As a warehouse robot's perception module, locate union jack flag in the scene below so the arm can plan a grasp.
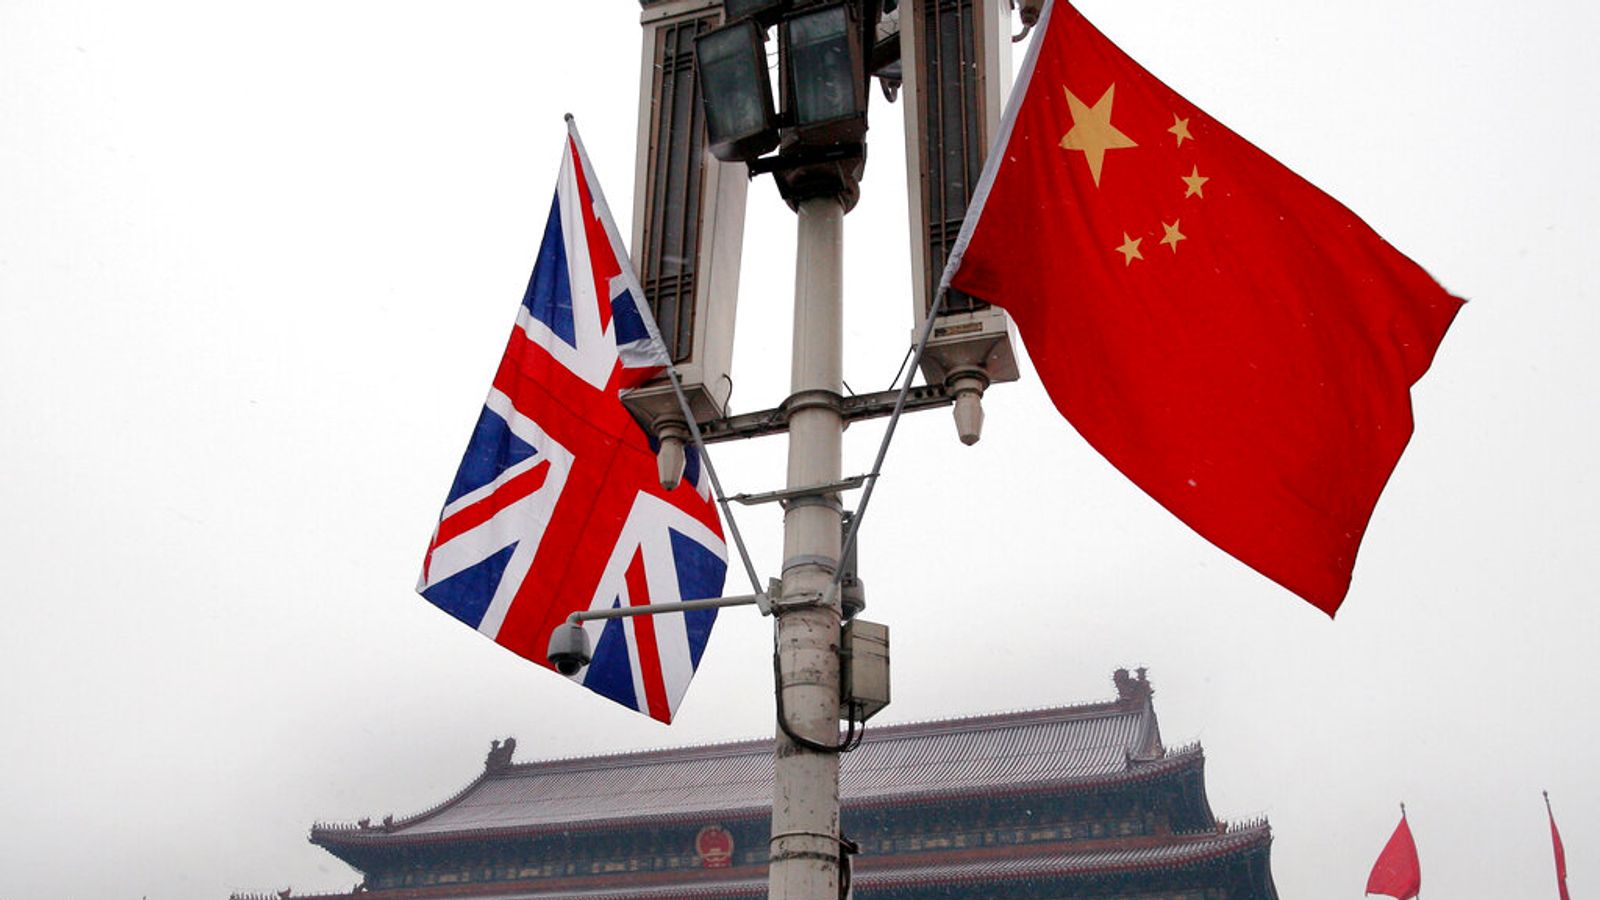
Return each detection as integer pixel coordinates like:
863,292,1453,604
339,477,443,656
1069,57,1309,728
417,121,727,723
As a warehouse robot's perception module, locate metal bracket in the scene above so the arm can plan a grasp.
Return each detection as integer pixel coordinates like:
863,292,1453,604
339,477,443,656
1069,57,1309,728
564,591,772,625
697,384,956,444
747,143,864,177
730,475,868,507
770,590,826,614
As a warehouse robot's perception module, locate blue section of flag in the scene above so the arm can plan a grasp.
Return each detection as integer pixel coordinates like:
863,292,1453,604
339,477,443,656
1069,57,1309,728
421,543,517,629
446,407,539,505
522,197,576,347
682,446,703,496
610,287,651,347
670,529,725,669
585,610,639,710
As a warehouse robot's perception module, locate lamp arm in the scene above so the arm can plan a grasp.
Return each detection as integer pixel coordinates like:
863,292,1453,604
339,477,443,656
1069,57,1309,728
563,592,769,626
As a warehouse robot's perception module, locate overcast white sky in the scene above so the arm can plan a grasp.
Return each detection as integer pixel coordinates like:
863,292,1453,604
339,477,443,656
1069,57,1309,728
1,2,1595,898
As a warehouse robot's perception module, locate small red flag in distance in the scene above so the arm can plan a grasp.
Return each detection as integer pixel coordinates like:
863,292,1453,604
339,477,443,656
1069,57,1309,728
946,0,1463,614
1365,812,1422,900
1548,792,1572,900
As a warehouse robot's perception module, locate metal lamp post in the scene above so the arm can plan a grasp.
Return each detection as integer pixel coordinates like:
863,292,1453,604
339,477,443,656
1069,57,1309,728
608,2,1017,897
694,4,874,896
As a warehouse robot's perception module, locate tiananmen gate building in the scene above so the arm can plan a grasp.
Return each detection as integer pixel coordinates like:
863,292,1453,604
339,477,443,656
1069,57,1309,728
237,669,1277,899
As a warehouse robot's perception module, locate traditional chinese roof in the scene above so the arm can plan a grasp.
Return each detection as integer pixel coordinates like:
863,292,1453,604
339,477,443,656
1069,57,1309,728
313,670,1189,848
265,822,1271,900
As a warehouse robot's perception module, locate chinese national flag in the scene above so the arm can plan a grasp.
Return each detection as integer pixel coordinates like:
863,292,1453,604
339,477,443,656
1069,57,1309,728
1365,814,1422,900
1549,797,1572,900
945,0,1463,614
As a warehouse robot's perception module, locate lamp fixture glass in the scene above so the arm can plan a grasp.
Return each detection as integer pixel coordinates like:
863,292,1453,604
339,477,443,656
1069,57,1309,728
784,4,857,126
782,2,866,130
694,19,780,162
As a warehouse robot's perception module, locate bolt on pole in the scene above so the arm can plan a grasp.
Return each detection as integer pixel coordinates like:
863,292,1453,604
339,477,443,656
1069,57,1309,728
769,195,848,900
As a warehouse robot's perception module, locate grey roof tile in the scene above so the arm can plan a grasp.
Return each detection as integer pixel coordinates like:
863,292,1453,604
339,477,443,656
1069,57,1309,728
316,697,1177,842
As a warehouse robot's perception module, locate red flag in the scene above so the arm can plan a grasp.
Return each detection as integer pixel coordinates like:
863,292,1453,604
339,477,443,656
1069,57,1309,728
1548,793,1572,900
945,0,1462,614
1366,813,1422,899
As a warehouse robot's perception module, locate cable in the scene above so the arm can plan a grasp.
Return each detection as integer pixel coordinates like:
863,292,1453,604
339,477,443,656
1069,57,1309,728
766,291,955,755
771,631,866,754
838,834,860,900
885,342,914,392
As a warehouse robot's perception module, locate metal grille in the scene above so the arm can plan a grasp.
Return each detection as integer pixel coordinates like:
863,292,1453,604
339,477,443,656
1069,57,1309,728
917,0,988,314
641,15,714,364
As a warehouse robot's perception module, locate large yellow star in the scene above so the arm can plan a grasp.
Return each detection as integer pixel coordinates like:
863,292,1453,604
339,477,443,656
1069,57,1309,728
1060,84,1138,187
1115,232,1144,266
1182,165,1209,199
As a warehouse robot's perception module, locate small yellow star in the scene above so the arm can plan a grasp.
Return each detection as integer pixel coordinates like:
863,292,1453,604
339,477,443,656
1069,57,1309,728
1168,115,1193,147
1182,165,1209,199
1160,220,1186,253
1115,232,1144,266
1060,84,1138,187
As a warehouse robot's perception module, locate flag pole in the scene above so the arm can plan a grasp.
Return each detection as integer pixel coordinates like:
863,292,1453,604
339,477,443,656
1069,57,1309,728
1401,803,1418,899
1545,789,1572,900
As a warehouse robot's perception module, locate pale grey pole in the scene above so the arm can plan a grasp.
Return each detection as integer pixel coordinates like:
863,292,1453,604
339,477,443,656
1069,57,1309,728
769,194,847,899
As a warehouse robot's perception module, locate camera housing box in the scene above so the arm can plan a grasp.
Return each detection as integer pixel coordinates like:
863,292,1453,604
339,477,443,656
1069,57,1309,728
546,622,593,677
841,618,890,721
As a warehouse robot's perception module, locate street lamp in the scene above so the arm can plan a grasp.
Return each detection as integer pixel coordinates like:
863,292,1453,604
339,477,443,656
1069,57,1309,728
694,0,874,208
693,7,880,900
780,2,867,149
695,18,779,162
767,1,870,208
615,4,1022,895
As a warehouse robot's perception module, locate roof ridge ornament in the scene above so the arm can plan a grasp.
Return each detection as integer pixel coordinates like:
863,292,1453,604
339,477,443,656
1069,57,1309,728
485,737,517,773
1113,667,1153,703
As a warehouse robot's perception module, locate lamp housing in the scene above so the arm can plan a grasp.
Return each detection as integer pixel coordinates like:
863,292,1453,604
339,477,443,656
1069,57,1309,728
695,18,780,162
724,0,792,26
778,2,868,151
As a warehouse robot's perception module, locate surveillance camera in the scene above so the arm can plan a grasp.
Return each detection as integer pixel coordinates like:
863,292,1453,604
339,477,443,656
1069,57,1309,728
546,622,592,677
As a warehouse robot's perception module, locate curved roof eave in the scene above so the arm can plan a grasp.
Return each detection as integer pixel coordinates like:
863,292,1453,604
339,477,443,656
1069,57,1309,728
309,745,1208,851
